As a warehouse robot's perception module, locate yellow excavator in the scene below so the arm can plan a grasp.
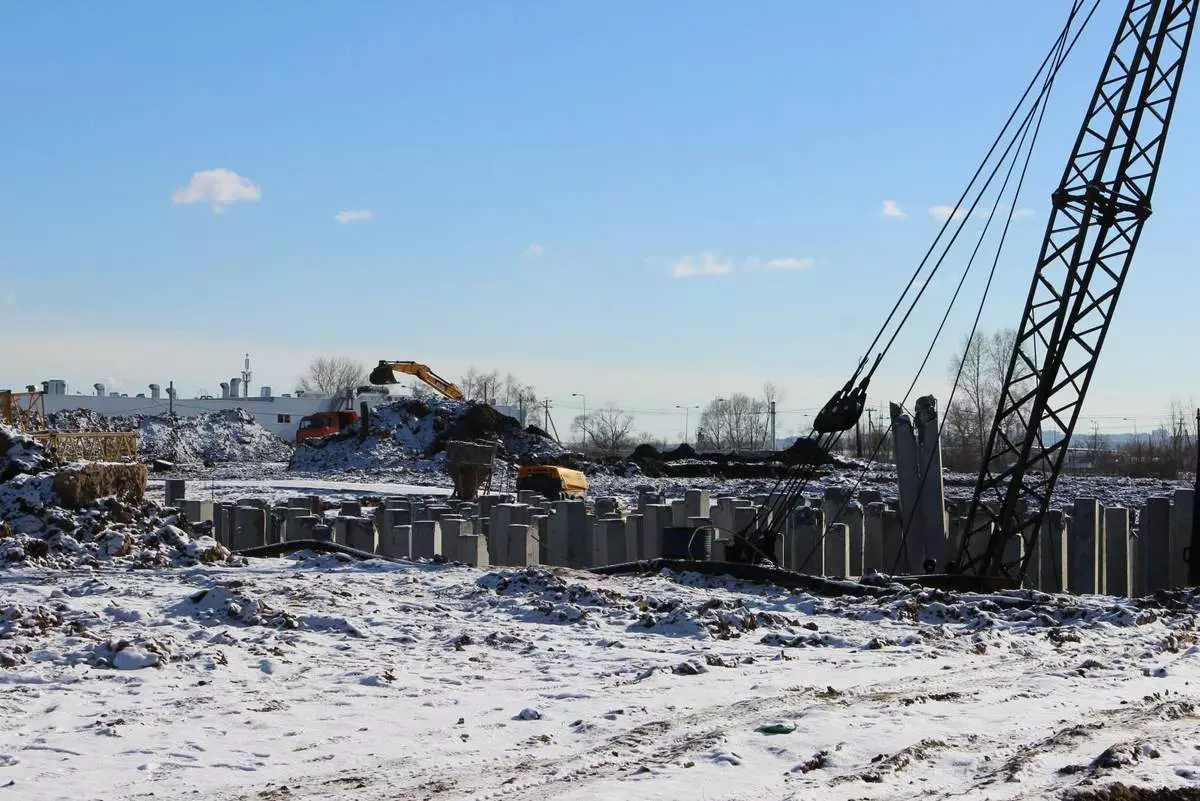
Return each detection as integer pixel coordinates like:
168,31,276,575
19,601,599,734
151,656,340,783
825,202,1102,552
368,360,466,401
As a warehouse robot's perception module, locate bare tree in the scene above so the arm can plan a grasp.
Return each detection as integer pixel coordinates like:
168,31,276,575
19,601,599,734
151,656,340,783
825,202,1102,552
943,328,1027,470
458,366,543,426
762,382,783,406
459,368,482,400
477,371,501,404
636,431,668,451
298,357,367,396
572,405,635,456
695,393,769,451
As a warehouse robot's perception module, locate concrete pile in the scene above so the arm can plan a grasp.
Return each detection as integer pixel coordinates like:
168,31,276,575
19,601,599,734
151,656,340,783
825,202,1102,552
0,425,232,569
46,408,292,464
289,397,564,473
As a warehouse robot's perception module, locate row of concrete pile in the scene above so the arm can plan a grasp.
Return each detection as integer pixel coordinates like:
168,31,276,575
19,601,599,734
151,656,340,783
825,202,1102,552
163,479,1196,597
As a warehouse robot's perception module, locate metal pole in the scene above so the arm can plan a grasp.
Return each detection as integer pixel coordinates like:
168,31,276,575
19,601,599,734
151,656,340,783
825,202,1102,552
769,400,776,452
168,380,178,463
1190,407,1200,586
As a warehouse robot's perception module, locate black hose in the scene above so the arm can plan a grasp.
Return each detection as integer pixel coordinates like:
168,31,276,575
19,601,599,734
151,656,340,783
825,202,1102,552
235,539,410,563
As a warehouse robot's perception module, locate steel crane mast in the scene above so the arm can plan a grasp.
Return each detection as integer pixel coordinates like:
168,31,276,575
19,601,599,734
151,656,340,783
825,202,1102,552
956,0,1197,579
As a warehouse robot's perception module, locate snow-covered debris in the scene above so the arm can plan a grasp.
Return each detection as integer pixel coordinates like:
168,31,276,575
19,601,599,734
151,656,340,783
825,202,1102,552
46,407,291,463
0,424,53,481
0,424,236,568
289,397,564,472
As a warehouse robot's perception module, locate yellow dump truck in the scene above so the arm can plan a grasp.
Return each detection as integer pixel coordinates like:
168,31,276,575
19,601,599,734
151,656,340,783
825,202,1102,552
515,465,588,500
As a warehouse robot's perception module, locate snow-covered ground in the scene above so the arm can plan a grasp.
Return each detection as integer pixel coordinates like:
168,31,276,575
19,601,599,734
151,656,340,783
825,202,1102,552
2,558,1198,801
149,475,452,505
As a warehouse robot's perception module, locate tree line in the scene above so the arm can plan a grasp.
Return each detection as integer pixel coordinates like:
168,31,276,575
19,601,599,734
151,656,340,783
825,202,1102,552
941,330,1198,478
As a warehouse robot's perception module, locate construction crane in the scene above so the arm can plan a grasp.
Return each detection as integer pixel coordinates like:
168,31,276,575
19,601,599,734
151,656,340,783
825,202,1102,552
368,361,466,401
721,0,1196,586
956,0,1197,579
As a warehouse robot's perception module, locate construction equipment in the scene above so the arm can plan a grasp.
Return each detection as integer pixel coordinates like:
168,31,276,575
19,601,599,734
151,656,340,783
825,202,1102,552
0,390,45,432
445,440,497,500
515,465,588,500
369,361,465,401
957,0,1196,579
3,389,139,462
296,409,360,444
720,0,1196,587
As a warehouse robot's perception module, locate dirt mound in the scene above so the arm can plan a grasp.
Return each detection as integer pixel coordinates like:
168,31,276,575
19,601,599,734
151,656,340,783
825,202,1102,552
52,462,148,508
663,443,697,460
627,438,834,479
290,397,564,473
780,436,833,466
433,403,522,450
46,408,291,464
1065,785,1200,801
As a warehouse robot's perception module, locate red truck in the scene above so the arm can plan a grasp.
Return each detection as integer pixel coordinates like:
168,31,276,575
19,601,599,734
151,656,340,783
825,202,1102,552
295,410,359,444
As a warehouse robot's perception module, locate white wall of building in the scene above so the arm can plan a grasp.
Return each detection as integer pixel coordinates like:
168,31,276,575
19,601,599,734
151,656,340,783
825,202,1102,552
41,393,347,440
38,382,527,441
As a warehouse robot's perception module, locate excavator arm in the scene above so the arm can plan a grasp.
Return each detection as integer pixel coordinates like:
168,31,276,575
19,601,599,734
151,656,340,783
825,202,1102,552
369,360,466,401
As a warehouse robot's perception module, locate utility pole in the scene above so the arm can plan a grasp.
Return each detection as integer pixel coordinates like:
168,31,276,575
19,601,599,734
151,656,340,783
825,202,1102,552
544,399,561,443
1191,408,1200,586
675,404,699,445
768,400,777,452
168,380,179,463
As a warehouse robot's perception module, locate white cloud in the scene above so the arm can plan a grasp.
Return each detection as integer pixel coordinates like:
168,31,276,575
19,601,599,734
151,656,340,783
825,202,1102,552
670,253,734,278
881,199,907,219
929,204,967,221
171,168,261,213
665,253,814,278
521,242,545,261
929,203,1035,222
765,257,815,271
334,209,375,224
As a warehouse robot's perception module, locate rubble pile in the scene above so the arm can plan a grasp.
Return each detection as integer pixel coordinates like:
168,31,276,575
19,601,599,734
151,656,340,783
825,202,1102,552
0,424,234,568
47,408,292,464
289,397,565,473
626,437,837,479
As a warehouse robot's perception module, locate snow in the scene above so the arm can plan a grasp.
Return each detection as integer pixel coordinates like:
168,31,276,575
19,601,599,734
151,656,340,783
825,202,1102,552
46,408,292,464
1,559,1198,800
149,476,452,505
1,424,237,568
289,396,564,473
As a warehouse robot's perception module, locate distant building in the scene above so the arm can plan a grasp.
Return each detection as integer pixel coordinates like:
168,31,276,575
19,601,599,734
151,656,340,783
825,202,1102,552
34,372,523,441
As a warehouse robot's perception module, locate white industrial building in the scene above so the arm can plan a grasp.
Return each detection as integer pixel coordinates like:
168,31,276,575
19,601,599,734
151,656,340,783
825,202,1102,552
28,359,522,441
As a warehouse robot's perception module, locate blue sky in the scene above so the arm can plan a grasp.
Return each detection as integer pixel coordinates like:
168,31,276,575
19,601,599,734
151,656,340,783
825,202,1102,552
3,1,1199,438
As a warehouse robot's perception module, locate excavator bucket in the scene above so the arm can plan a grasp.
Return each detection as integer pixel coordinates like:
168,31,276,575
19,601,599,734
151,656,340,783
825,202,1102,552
369,361,398,385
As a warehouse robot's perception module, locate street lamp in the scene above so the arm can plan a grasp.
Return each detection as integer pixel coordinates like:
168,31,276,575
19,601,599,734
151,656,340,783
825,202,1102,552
571,393,587,419
675,404,699,444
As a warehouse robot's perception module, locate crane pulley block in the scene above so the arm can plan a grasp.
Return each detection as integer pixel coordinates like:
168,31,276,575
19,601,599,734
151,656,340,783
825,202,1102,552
813,379,869,434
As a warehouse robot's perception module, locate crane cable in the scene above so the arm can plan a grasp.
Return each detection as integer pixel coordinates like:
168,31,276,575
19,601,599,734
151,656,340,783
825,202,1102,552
751,0,1099,570
743,0,1098,545
885,0,1095,576
797,0,1093,574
